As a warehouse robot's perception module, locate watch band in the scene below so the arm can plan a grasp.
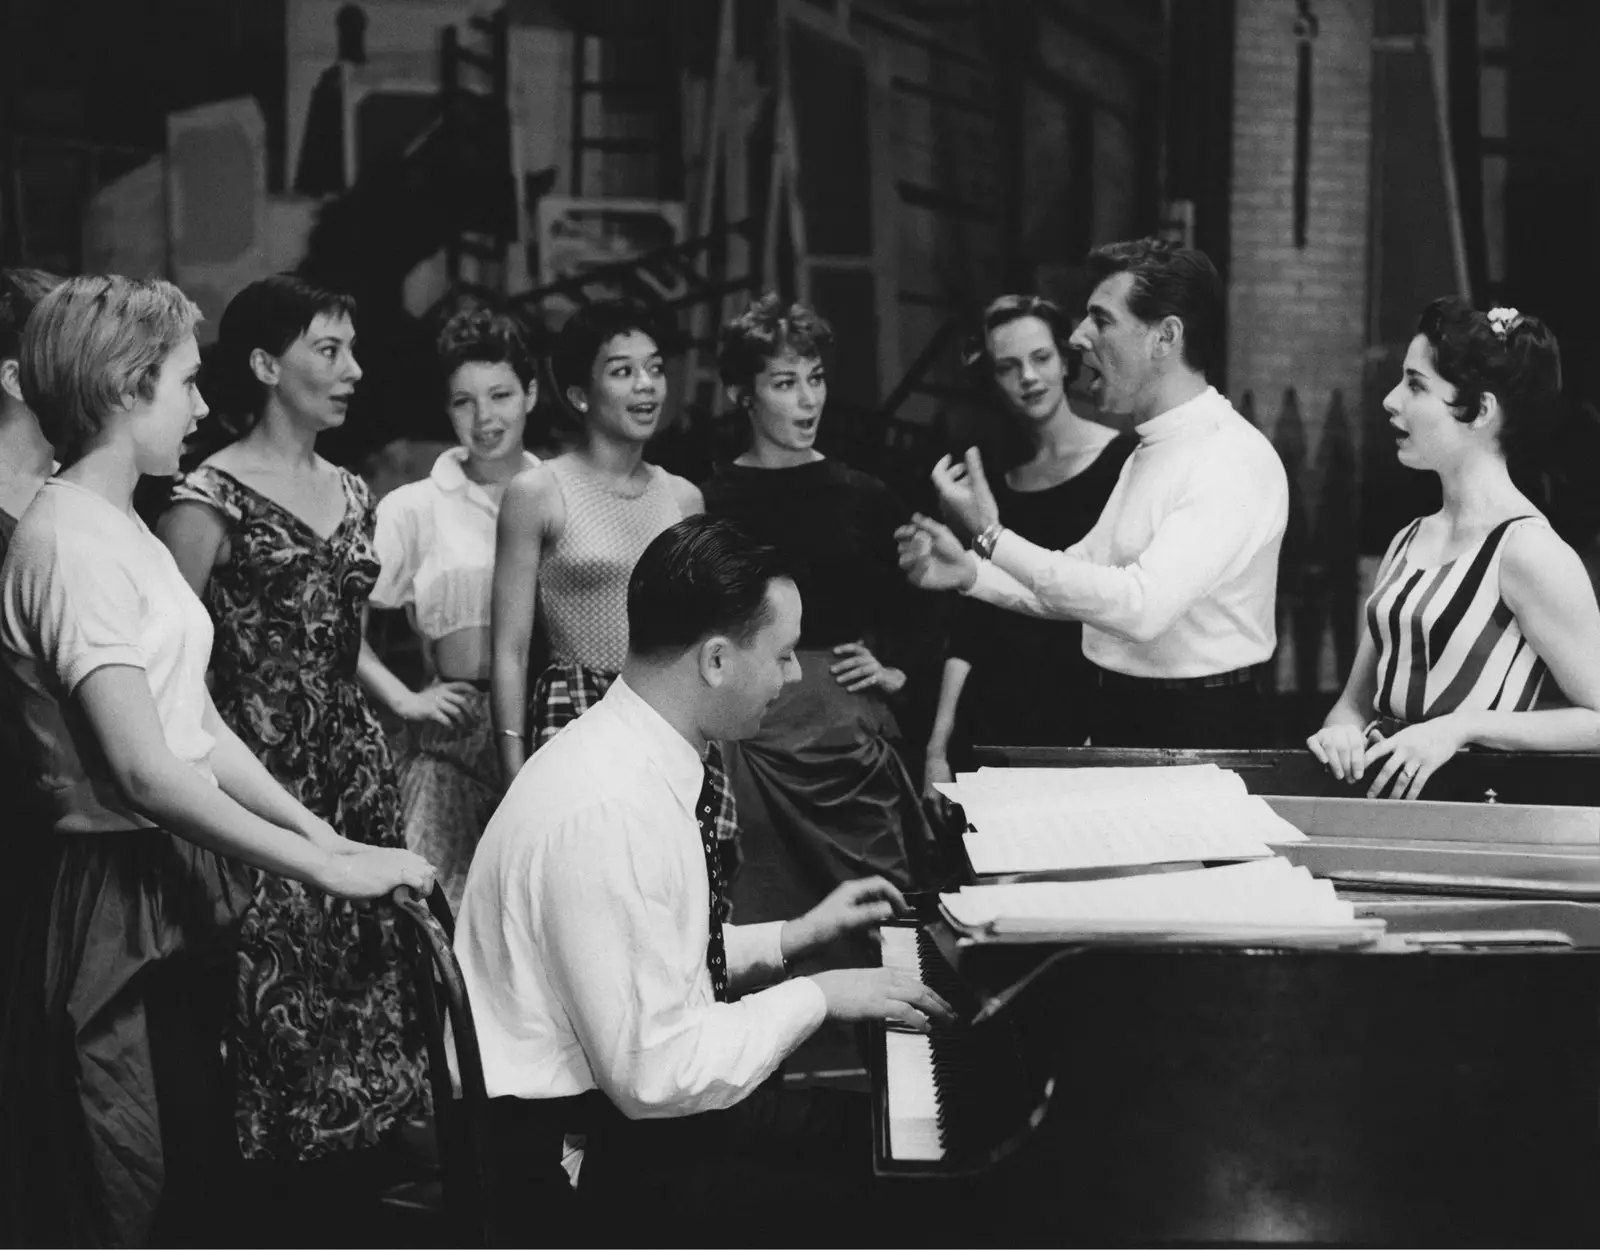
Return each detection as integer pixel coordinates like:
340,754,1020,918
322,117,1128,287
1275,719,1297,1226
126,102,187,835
973,522,1005,561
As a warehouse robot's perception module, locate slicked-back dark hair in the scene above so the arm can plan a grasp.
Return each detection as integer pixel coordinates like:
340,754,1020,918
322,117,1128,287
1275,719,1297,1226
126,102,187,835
436,307,536,393
1416,296,1562,463
1086,238,1224,376
550,298,667,407
203,273,357,438
0,268,60,363
717,293,834,390
628,515,796,657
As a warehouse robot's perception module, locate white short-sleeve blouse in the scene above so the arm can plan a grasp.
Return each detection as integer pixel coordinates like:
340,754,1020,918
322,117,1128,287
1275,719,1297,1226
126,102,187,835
371,447,540,642
0,478,218,832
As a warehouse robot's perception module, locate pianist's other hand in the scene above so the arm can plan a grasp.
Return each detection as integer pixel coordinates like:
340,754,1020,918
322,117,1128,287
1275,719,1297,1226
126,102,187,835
809,967,954,1034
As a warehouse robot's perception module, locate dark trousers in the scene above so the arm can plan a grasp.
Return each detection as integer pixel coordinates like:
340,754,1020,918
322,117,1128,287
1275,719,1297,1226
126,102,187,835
1091,671,1265,749
489,1081,981,1247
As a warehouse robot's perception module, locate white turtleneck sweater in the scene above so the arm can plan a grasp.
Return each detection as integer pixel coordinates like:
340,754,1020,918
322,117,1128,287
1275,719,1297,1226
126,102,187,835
965,385,1288,679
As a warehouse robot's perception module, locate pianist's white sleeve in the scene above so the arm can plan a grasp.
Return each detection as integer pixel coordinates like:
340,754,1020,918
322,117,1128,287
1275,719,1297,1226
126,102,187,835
537,799,826,1120
725,920,789,991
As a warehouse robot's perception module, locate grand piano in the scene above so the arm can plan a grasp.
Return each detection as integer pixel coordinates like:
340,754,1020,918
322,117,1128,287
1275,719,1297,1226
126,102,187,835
871,747,1600,1244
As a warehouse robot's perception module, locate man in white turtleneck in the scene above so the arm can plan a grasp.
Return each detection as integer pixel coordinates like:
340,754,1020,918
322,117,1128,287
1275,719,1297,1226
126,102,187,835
899,239,1288,748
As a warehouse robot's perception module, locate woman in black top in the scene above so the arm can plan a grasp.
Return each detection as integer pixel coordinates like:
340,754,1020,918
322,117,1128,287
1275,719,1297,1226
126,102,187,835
924,295,1135,796
701,295,930,942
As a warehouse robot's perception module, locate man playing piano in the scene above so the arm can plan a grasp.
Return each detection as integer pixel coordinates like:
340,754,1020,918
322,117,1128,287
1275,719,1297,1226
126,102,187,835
455,515,954,1242
898,239,1289,749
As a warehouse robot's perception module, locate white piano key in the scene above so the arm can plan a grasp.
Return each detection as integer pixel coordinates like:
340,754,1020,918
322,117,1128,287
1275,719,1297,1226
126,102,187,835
886,1029,944,1161
881,925,920,974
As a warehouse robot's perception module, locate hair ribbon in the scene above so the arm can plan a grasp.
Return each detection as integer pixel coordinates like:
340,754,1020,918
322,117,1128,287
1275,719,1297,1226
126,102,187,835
1487,306,1521,340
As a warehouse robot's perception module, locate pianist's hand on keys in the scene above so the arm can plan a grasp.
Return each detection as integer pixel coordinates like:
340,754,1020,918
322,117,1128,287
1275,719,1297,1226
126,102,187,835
808,967,954,1033
781,875,912,955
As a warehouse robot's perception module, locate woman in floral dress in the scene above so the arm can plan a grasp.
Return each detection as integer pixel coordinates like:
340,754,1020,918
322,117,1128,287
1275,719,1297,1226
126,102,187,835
158,275,438,1171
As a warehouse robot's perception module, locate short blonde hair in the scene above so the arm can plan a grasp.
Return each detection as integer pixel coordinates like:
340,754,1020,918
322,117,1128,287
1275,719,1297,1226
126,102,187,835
20,274,202,463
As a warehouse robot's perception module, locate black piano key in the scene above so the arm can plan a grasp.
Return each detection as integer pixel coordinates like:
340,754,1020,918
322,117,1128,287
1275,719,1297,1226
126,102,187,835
905,926,1039,1164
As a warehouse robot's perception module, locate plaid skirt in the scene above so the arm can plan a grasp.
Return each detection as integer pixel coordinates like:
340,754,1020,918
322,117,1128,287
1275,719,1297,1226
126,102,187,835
528,661,616,750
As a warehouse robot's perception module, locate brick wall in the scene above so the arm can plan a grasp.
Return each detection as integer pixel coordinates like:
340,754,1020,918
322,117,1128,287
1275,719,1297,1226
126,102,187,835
1228,0,1373,691
1228,0,1371,433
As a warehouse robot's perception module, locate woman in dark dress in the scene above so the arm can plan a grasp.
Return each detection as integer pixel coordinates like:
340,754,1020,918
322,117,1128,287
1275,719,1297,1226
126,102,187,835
923,295,1135,793
157,276,435,1172
703,294,931,937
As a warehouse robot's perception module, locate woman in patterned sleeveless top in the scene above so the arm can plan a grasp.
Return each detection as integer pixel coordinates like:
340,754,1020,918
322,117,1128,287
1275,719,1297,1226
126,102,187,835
490,299,700,786
158,276,437,1192
1309,298,1600,798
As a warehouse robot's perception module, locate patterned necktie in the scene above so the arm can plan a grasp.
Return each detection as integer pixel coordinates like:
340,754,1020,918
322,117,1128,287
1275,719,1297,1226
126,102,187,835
696,743,738,1002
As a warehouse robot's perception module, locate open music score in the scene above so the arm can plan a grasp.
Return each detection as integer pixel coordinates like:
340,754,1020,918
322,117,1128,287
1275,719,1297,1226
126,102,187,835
940,858,1382,946
939,764,1306,876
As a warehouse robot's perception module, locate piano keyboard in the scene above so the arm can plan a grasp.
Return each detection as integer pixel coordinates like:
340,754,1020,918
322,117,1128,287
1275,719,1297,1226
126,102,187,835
876,923,1039,1171
882,926,944,1160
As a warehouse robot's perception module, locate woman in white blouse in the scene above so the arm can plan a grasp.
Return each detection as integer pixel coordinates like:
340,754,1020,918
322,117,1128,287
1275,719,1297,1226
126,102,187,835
0,276,433,1247
372,308,540,908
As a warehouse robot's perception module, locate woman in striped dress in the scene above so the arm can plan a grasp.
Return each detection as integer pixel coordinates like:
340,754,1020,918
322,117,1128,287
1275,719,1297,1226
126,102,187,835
1308,297,1600,798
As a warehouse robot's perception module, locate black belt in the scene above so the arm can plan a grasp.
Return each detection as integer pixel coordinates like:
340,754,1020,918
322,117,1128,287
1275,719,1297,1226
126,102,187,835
1095,664,1257,692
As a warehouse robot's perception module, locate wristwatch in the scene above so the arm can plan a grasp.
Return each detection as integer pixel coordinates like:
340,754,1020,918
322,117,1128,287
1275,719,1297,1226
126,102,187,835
972,522,1005,561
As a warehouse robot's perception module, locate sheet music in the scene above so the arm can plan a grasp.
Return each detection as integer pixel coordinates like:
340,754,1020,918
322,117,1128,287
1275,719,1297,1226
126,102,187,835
949,765,1306,876
941,858,1372,941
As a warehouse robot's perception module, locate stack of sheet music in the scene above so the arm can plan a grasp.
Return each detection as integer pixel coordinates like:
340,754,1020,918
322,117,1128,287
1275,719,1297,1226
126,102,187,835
940,858,1382,946
937,764,1308,876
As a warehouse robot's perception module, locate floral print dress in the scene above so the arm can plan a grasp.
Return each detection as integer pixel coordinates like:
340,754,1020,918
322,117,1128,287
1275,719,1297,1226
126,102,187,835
170,464,428,1161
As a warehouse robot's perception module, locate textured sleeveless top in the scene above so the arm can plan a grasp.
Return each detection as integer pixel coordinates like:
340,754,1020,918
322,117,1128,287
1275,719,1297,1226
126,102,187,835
537,459,685,673
1366,515,1548,724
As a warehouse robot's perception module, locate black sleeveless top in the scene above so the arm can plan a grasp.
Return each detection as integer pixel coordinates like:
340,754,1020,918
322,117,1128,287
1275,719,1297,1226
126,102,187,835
947,434,1136,758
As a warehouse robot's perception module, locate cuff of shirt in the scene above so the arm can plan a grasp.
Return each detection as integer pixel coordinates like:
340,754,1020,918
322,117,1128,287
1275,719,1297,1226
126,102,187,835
725,919,790,985
764,975,828,1042
965,555,1015,603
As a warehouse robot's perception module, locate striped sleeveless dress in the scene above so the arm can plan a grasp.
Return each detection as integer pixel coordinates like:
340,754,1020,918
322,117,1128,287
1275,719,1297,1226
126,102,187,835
1366,515,1548,726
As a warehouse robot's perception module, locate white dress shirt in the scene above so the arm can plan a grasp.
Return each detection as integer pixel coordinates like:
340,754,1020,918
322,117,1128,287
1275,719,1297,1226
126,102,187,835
966,386,1288,679
455,676,827,1116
